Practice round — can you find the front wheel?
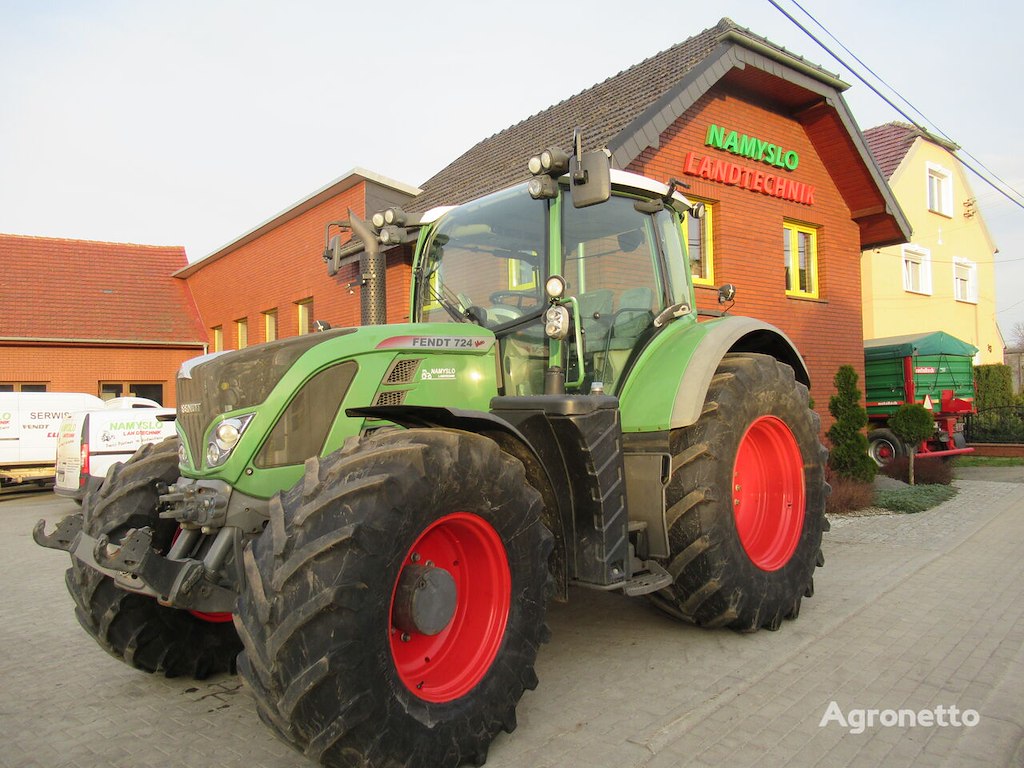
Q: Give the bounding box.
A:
[236,429,552,768]
[64,439,241,678]
[651,353,829,632]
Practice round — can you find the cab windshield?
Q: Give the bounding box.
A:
[417,185,547,328]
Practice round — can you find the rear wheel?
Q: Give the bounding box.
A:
[651,353,828,631]
[236,429,552,768]
[64,438,241,678]
[868,428,905,467]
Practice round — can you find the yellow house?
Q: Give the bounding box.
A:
[861,122,1002,363]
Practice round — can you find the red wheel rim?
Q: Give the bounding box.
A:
[732,416,805,571]
[170,528,234,623]
[389,512,511,702]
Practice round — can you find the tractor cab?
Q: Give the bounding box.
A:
[413,169,699,397]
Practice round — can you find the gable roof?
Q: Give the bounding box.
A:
[0,234,206,346]
[412,18,910,249]
[863,122,959,180]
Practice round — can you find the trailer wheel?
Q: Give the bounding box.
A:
[868,428,905,467]
[651,353,828,632]
[64,438,241,678]
[236,429,552,768]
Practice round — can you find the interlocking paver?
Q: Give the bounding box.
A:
[1,477,1021,768]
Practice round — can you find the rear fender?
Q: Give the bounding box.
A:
[618,316,809,432]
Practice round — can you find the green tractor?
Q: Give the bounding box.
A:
[36,140,828,768]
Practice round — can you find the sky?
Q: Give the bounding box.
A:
[2,0,1022,343]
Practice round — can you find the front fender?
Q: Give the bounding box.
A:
[618,316,809,432]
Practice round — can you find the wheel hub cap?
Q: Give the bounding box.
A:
[392,564,457,636]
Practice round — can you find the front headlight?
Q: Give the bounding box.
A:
[206,414,254,468]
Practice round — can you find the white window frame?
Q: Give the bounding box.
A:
[926,161,953,217]
[953,257,978,303]
[902,245,932,295]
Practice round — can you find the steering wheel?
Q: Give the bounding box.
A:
[488,290,539,311]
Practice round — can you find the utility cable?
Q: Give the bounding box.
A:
[766,0,1024,213]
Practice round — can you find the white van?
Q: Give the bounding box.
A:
[0,392,104,487]
[54,397,177,500]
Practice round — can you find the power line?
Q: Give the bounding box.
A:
[766,0,1024,213]
[785,0,1024,209]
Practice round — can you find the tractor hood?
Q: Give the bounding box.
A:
[174,324,498,494]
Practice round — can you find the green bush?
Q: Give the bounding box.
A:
[974,364,1014,410]
[889,404,935,485]
[827,365,877,483]
[874,484,957,513]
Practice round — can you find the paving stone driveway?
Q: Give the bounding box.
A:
[1,476,1020,768]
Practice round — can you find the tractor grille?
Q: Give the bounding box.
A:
[385,358,421,385]
[373,390,408,407]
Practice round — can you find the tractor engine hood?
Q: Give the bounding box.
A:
[175,329,357,469]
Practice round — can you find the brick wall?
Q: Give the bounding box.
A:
[183,182,413,347]
[629,85,867,432]
[0,343,201,406]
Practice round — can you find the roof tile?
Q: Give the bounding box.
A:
[0,234,206,344]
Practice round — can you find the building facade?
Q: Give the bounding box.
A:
[0,234,206,406]
[177,170,420,345]
[861,122,1002,363]
[404,19,909,426]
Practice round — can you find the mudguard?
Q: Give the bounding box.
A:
[618,315,810,433]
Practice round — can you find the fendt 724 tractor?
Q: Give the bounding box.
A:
[37,139,828,768]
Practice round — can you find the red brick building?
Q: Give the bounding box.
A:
[9,19,910,431]
[0,234,206,405]
[177,170,420,345]
[185,19,907,425]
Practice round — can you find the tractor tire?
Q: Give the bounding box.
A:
[65,438,241,679]
[868,428,906,467]
[235,429,552,768]
[650,353,828,632]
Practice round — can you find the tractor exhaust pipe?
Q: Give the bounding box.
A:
[347,210,387,326]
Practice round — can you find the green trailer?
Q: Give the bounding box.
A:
[864,331,977,465]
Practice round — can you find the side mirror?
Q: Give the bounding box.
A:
[570,150,611,208]
[326,234,343,276]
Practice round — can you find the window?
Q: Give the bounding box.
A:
[0,383,47,392]
[235,317,248,349]
[783,221,819,298]
[263,309,278,342]
[953,257,978,303]
[926,162,953,217]
[100,383,164,404]
[296,298,313,335]
[211,326,223,352]
[686,198,715,285]
[508,257,537,291]
[902,245,932,295]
